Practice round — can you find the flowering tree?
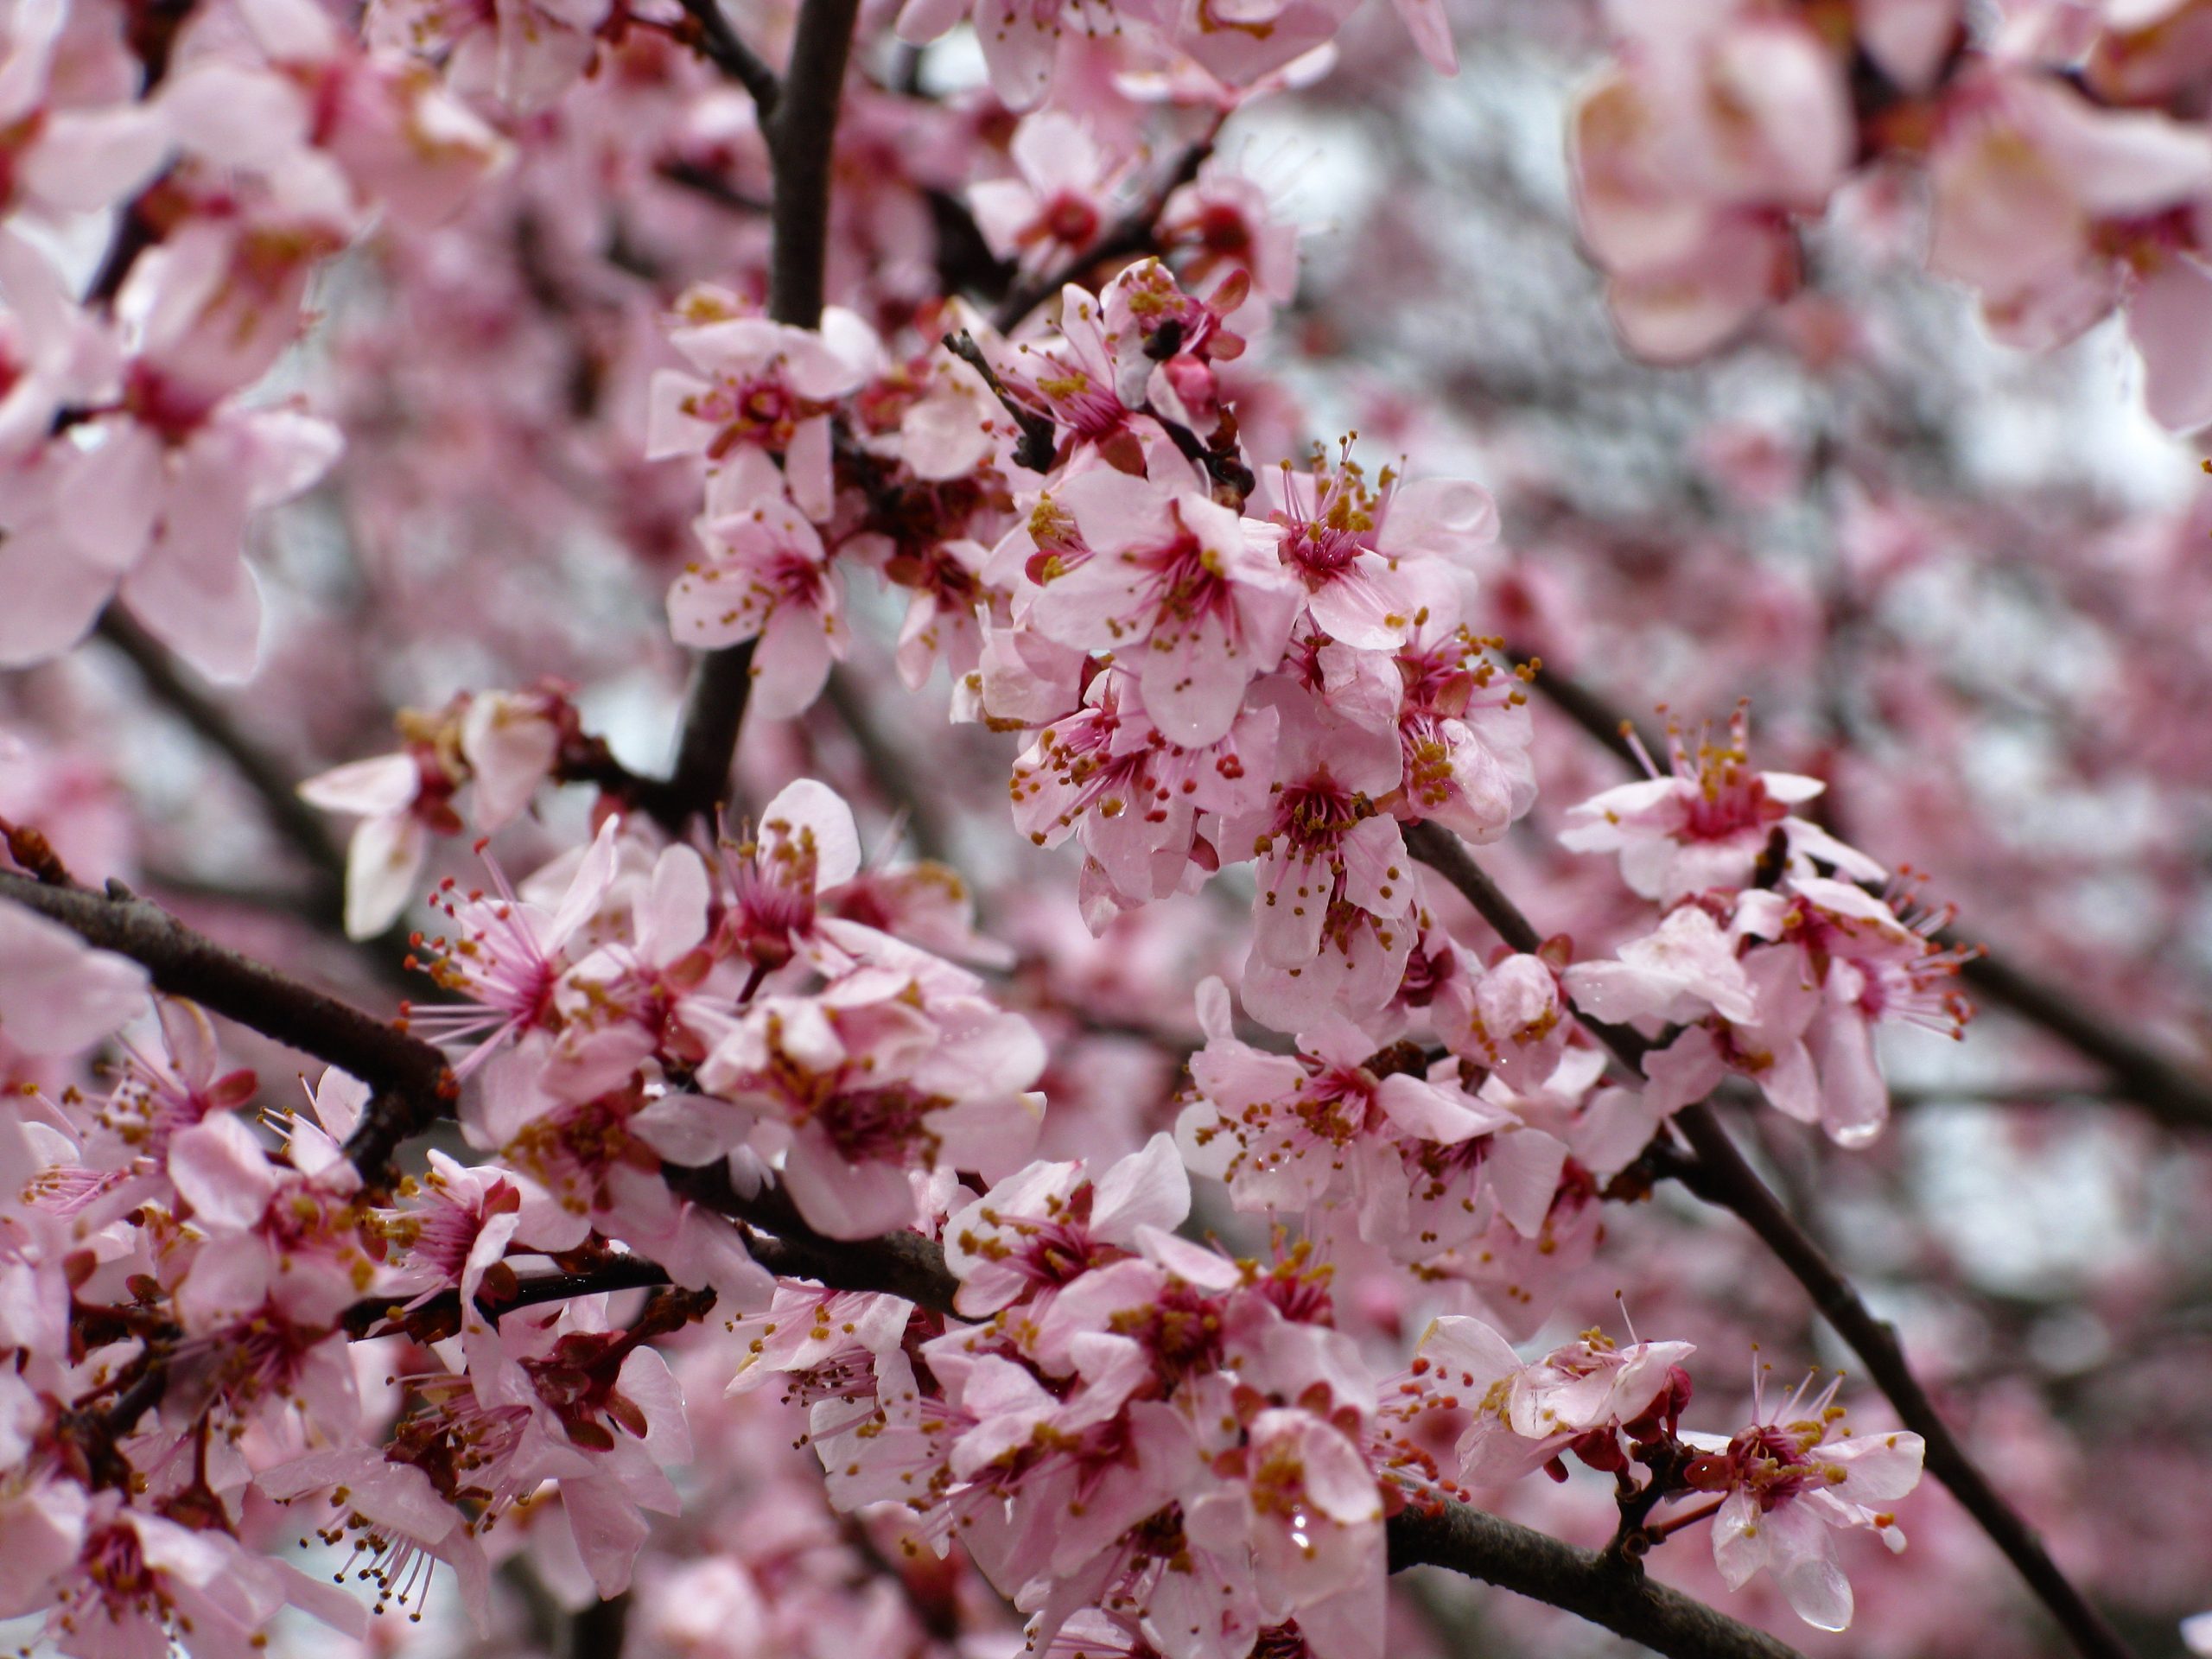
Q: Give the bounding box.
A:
[4,1,2212,1656]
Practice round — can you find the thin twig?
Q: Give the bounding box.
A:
[659,642,760,835]
[942,329,1057,471]
[95,608,349,896]
[665,1160,963,1316]
[675,0,780,112]
[341,1257,677,1340]
[1404,824,2136,1659]
[656,157,770,215]
[565,1591,630,1659]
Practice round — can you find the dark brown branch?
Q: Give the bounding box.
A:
[342,1257,676,1340]
[0,870,454,1179]
[1388,1503,1805,1659]
[666,1161,963,1316]
[1510,646,1656,768]
[1954,950,2212,1135]
[761,0,859,327]
[658,0,861,833]
[675,0,780,112]
[95,609,348,897]
[553,728,693,832]
[1516,654,2212,1135]
[659,641,760,835]
[1404,826,2135,1659]
[656,157,770,215]
[1403,822,1546,957]
[565,1590,630,1659]
[942,329,1057,471]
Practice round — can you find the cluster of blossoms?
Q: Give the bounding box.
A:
[1397,1319,1925,1631]
[0,776,1039,1641]
[0,764,1935,1656]
[1573,0,2212,424]
[0,0,505,681]
[1561,714,1974,1149]
[10,0,2190,1649]
[745,1137,1927,1655]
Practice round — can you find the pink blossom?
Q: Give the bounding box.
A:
[0,899,147,1057]
[1220,690,1414,1030]
[403,816,626,1073]
[1408,1317,1694,1484]
[1927,67,2212,376]
[365,0,613,113]
[696,981,1046,1239]
[29,1493,365,1658]
[648,297,874,523]
[1379,622,1535,846]
[1183,979,1514,1217]
[1008,668,1277,918]
[1682,1373,1926,1631]
[1559,711,1884,904]
[1262,448,1493,652]
[669,463,851,720]
[0,0,168,222]
[970,111,1123,272]
[1024,467,1299,747]
[893,0,1129,108]
[944,1131,1189,1315]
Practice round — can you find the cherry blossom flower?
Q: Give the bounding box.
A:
[669,469,852,721]
[1560,710,1882,905]
[944,1132,1189,1315]
[1681,1373,1926,1631]
[1408,1317,1693,1484]
[970,111,1124,273]
[1219,691,1413,1029]
[648,296,876,523]
[0,899,147,1057]
[1024,467,1300,747]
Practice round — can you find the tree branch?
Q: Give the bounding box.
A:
[761,0,859,327]
[95,608,349,899]
[0,869,454,1178]
[342,1256,677,1340]
[1404,824,2136,1659]
[675,0,780,113]
[665,1160,964,1316]
[1403,822,1546,957]
[658,0,861,833]
[1388,1503,1804,1659]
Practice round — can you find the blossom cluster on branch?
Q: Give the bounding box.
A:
[0,0,2202,1656]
